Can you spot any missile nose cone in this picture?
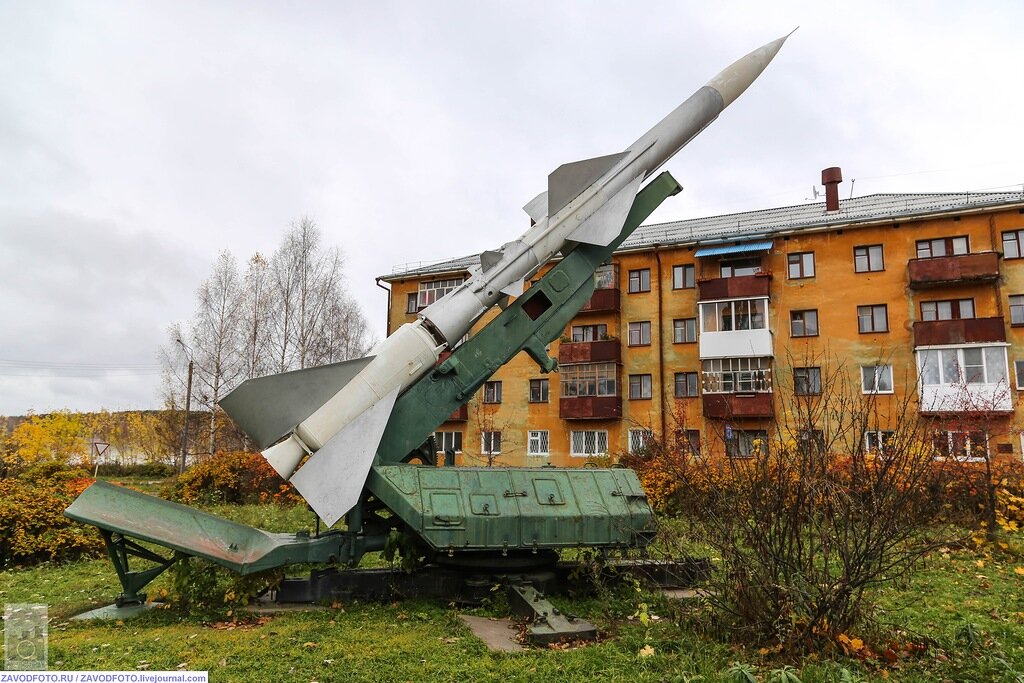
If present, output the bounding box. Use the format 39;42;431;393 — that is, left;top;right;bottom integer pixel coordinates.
705;30;795;108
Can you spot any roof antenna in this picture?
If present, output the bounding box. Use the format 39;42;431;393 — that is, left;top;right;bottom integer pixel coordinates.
805;186;822;201
848;179;856;199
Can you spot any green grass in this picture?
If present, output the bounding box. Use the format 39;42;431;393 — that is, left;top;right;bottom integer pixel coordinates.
3;502;1022;681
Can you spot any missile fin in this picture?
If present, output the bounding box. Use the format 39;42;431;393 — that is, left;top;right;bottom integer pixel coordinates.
567;172;646;246
547;151;629;217
499;277;525;297
289;386;401;527
219;356;375;449
480;250;503;272
523;191;548;223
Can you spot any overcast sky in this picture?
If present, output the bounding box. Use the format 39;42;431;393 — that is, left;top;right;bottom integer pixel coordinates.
1;1;1022;416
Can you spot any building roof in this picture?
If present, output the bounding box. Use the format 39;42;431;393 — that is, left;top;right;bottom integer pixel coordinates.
383;190;1024;280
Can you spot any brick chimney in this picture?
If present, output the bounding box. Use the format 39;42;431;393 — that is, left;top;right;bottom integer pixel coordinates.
822;166;842;212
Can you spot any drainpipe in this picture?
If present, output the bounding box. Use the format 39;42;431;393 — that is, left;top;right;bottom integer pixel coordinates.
654;245;667;440
375;277;392;336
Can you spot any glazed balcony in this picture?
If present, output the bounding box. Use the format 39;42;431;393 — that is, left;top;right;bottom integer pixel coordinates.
697;273;771;301
702;393;774;419
558;339;620;364
913;317;1005;347
907;252;1000;289
559;396;622;420
578;287;620;313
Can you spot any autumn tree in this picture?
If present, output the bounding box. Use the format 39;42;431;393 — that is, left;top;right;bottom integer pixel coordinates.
162;218;374;463
3;411;91;472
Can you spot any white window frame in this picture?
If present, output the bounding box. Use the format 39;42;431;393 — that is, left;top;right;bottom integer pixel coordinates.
483;380;503;403
481;431;502;455
702;357;773;393
934;430;988;462
699;297;768;333
418;277;465;308
570;430;609;457
628;428;654;454
527;430;549;457
434;431;463;453
864;430;895;454
560;362;617;397
860;364;894;394
917;346;1009;387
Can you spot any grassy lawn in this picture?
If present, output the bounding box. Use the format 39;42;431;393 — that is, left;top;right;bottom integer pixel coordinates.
2;501;1022;681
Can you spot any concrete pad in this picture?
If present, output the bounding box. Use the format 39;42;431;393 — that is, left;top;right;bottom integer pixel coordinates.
662;588;714;600
459;615;524;652
72;603;160;621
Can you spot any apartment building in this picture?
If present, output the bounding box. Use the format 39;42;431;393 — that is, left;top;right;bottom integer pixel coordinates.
378;171;1024;466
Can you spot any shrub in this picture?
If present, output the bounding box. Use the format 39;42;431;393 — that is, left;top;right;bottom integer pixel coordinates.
169;450;301;505
94;462;176;478
0;467;104;568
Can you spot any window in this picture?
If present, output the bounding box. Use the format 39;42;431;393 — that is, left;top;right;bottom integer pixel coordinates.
702;357;772;393
628;321;651;346
406;292;419;313
790;309;819;337
933;431;987;461
594;264;616;290
1017;360;1024;389
527;430;550;456
720;258;761;278
916;236;968;259
481;431;502;454
1010;295;1024;325
787;252;815;279
628;268;651;293
682;430;701;457
853;245;884;272
726;429;768;458
864;431;895;454
861;365;894;394
570;430;608;456
629;374;653;400
798;429;826;453
529;378;549;403
572;324;608;341
921;299;975;321
857;304;888;333
672;264;695;289
700;298;768;332
673;318;697;343
1002;229;1024;259
483;380;502;403
434;431;463;453
560;362;617;397
918;347;1008;386
418;277;465;308
674;371;699;397
628;429;654;454
793;367;822;395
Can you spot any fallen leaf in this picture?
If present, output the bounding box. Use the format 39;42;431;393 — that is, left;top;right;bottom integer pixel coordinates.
638;644;655;658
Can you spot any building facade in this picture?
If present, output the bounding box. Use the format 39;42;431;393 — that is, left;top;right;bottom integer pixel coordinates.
379;179;1024;467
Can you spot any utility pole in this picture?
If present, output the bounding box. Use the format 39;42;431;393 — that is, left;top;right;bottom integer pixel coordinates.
176;338;194;475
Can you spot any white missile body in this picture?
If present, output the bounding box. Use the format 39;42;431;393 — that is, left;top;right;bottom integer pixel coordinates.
257;33;791;525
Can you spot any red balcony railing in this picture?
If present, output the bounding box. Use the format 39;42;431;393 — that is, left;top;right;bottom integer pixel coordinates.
697;273;772;300
559;396;622;419
907;252;999;288
578;287;620;313
913;317;1005;346
447;405;468;421
558;339;621;365
702;393;774;419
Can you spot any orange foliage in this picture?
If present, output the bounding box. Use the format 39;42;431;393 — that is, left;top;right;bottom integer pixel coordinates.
170;450;302;505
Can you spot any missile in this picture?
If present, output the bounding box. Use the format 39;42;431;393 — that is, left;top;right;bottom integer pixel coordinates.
220;32;792;525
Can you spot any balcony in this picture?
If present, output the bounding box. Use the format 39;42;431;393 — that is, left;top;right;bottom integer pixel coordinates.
913;317;1005;346
558;339;620;364
697;273;771;301
447;405;468;421
578;287;620;313
919;384;1013;415
702;393;774;419
907;252;1000;289
560;396;622;420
